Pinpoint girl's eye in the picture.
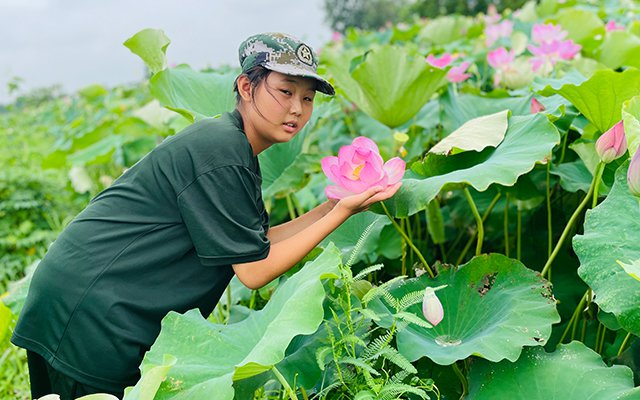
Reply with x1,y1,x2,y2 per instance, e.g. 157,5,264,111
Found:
304,96,314,102
280,89,292,96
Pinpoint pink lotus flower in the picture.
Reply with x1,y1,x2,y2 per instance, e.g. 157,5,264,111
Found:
487,47,515,69
596,120,627,163
447,61,471,83
628,149,640,197
605,20,625,32
422,287,444,326
532,23,568,44
485,20,513,46
528,40,581,72
531,98,545,113
321,136,406,200
484,4,501,25
331,31,343,42
426,53,454,69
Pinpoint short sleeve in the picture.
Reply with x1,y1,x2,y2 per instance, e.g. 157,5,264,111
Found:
177,165,270,266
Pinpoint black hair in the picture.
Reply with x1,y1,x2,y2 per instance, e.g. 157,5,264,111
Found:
233,66,272,104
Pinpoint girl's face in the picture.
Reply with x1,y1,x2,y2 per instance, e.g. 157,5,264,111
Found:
240,71,316,154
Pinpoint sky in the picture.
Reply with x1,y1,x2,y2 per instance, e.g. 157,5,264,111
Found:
0,0,332,104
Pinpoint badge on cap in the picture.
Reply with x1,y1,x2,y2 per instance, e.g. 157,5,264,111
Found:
296,44,314,66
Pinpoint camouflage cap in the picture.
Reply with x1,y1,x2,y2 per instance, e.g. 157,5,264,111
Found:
238,32,335,96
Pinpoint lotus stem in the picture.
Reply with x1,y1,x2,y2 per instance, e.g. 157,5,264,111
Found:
617,332,633,357
516,207,522,261
381,202,434,277
272,366,299,400
451,362,468,399
456,193,501,266
541,162,604,278
504,193,510,258
285,194,297,220
592,162,605,208
546,159,553,258
463,188,484,256
560,290,588,343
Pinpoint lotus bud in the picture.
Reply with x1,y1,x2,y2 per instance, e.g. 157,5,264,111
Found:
422,287,444,326
628,149,640,197
595,120,627,163
531,98,545,113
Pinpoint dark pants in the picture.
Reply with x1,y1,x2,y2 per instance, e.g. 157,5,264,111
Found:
27,351,123,400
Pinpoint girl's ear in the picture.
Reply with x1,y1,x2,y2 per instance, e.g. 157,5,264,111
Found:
236,75,252,102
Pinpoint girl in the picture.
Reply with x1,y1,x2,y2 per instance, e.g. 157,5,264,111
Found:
12,32,401,399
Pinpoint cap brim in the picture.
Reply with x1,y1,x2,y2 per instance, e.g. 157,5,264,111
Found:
266,64,335,96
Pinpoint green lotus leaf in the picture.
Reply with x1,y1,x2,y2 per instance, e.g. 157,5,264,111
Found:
149,66,237,122
124,245,341,399
327,45,447,128
622,95,640,156
377,113,559,217
467,342,640,399
617,259,640,282
574,161,640,336
440,91,531,132
429,110,509,155
550,160,592,193
540,68,640,133
598,31,640,70
369,254,560,365
124,28,170,74
418,15,475,45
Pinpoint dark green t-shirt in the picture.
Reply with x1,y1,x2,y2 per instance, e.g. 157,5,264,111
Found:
11,110,270,389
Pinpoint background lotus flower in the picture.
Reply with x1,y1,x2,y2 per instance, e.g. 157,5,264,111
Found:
528,40,581,72
595,120,627,163
422,287,444,326
321,136,406,200
532,23,567,44
426,53,454,69
487,47,515,69
605,20,625,32
628,149,640,197
447,61,471,83
484,20,513,46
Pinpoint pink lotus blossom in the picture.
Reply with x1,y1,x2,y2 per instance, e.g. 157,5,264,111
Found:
528,40,581,72
531,98,545,113
321,136,405,200
487,47,515,69
532,23,567,44
605,20,625,32
426,53,454,69
484,4,501,25
447,61,471,83
485,20,513,46
596,120,627,163
331,31,343,42
422,287,444,326
628,149,640,197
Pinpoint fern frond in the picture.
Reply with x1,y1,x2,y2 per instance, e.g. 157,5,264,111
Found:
378,347,417,374
379,383,429,400
345,220,378,268
394,311,432,329
337,334,367,348
357,307,381,321
315,346,332,371
398,290,425,310
339,357,380,376
389,370,411,384
353,263,384,281
362,332,393,360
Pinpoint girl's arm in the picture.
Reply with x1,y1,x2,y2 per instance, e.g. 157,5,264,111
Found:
233,183,401,289
266,200,337,244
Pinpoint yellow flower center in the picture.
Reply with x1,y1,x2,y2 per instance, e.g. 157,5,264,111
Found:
353,164,364,179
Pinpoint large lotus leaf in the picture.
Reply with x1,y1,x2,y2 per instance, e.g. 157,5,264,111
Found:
440,90,531,132
328,45,447,128
418,15,474,45
124,245,341,400
598,31,640,70
623,95,640,156
124,28,170,74
377,113,559,217
467,342,640,400
429,110,509,155
369,254,560,365
573,161,640,336
550,160,592,193
540,68,640,133
149,66,237,122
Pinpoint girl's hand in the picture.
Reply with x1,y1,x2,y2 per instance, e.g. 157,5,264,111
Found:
336,182,402,216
